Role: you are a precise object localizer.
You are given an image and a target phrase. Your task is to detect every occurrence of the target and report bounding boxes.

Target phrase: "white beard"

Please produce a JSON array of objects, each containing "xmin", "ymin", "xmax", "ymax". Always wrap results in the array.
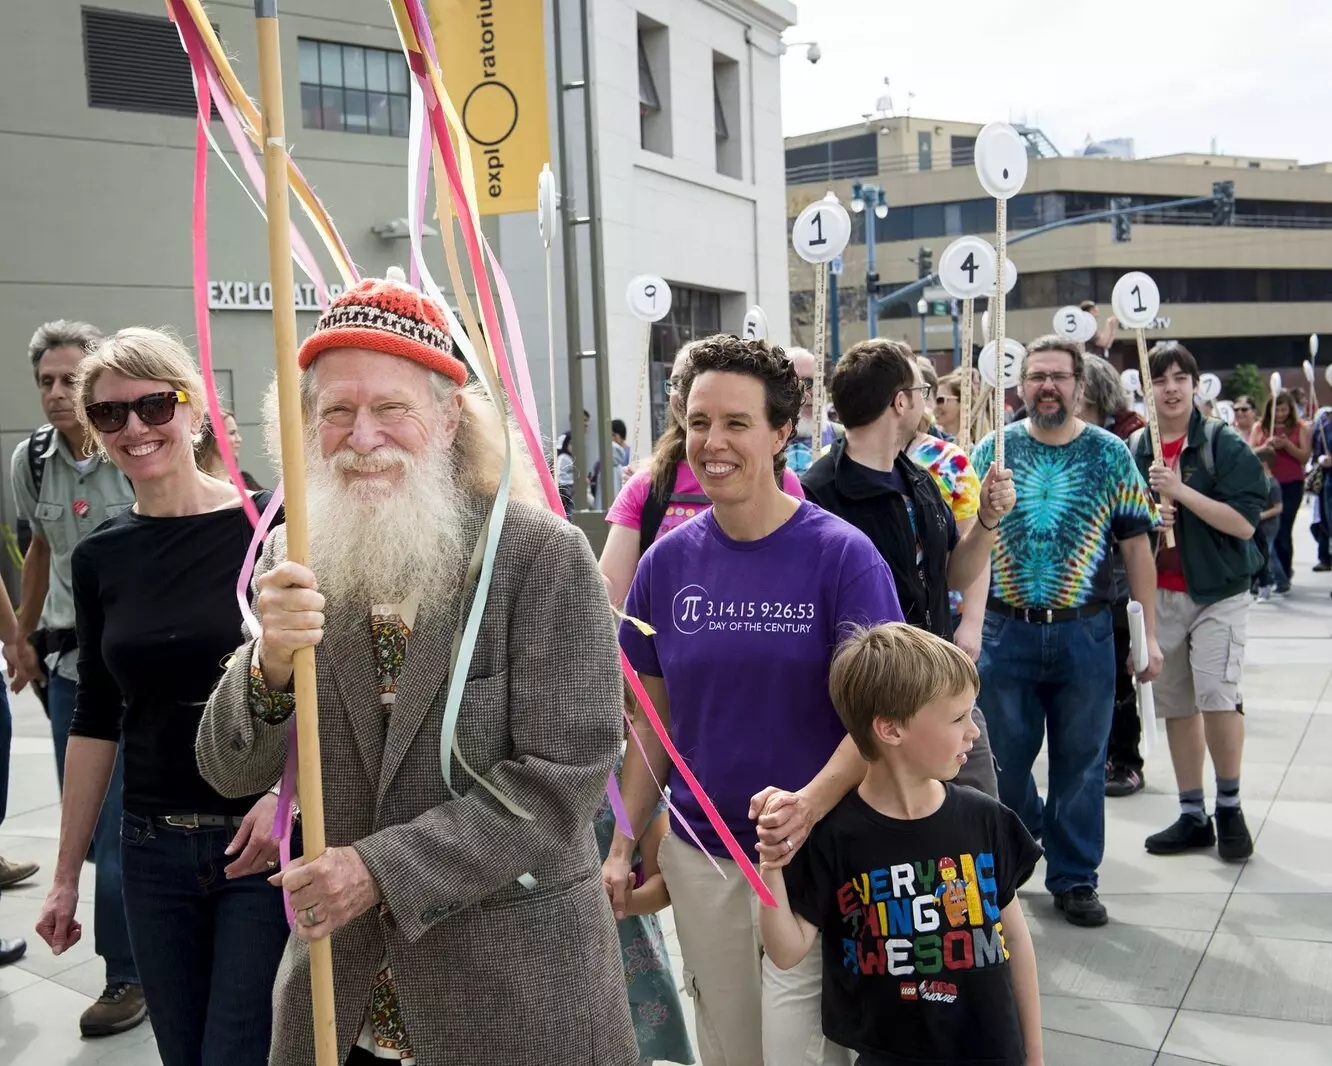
[
  {"xmin": 797, "ymin": 415, "xmax": 815, "ymax": 439},
  {"xmin": 304, "ymin": 433, "xmax": 468, "ymax": 607}
]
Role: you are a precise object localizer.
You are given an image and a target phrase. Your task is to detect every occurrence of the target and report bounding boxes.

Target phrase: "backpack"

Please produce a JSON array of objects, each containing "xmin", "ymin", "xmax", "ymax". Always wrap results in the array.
[
  {"xmin": 637, "ymin": 465, "xmax": 712, "ymax": 557},
  {"xmin": 25, "ymin": 423, "xmax": 57, "ymax": 500},
  {"xmin": 1129, "ymin": 418, "xmax": 1222, "ymax": 479}
]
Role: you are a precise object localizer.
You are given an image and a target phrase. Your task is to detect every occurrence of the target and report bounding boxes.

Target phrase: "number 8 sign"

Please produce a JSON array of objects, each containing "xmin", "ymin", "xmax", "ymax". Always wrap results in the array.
[{"xmin": 792, "ymin": 195, "xmax": 851, "ymax": 265}]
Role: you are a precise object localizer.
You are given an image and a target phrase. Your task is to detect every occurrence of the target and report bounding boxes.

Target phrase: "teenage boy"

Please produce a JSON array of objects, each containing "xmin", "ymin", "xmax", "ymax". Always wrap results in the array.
[{"xmin": 758, "ymin": 623, "xmax": 1043, "ymax": 1066}]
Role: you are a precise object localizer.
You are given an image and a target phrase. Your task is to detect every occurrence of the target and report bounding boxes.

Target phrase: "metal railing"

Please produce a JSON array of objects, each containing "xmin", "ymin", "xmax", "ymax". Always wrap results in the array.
[{"xmin": 785, "ymin": 147, "xmax": 979, "ymax": 186}]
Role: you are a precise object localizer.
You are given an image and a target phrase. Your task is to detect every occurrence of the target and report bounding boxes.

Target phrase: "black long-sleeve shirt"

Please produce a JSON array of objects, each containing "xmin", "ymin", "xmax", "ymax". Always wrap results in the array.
[{"xmin": 70, "ymin": 498, "xmax": 276, "ymax": 815}]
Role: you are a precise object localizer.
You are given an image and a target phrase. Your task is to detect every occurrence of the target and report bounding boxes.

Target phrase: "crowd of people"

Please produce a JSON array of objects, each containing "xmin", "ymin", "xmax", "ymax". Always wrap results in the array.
[{"xmin": 0, "ymin": 275, "xmax": 1326, "ymax": 1066}]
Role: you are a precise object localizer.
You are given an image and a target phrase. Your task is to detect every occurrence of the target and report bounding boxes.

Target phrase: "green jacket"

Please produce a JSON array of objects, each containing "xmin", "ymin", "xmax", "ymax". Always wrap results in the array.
[{"xmin": 1131, "ymin": 408, "xmax": 1267, "ymax": 605}]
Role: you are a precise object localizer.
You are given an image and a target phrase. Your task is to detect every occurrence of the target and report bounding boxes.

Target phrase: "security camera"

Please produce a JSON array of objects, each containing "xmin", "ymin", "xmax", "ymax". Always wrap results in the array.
[{"xmin": 806, "ymin": 42, "xmax": 822, "ymax": 64}]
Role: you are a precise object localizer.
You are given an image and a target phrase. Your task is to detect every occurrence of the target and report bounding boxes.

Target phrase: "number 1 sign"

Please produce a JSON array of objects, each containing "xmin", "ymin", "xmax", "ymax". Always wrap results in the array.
[{"xmin": 792, "ymin": 194, "xmax": 852, "ymax": 458}]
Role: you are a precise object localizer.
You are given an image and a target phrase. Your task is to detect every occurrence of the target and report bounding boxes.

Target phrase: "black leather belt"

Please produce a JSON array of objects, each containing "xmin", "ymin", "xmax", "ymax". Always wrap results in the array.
[
  {"xmin": 156, "ymin": 813, "xmax": 246, "ymax": 832},
  {"xmin": 987, "ymin": 599, "xmax": 1109, "ymax": 625}
]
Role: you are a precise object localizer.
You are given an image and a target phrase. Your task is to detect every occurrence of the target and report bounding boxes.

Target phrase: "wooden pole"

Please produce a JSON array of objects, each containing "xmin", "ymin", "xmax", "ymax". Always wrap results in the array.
[
  {"xmin": 629, "ymin": 321, "xmax": 652, "ymax": 467},
  {"xmin": 959, "ymin": 297, "xmax": 974, "ymax": 451},
  {"xmin": 993, "ymin": 200, "xmax": 1008, "ymax": 469},
  {"xmin": 1135, "ymin": 328, "xmax": 1175, "ymax": 549},
  {"xmin": 253, "ymin": 5, "xmax": 338, "ymax": 1064},
  {"xmin": 812, "ymin": 263, "xmax": 829, "ymax": 457}
]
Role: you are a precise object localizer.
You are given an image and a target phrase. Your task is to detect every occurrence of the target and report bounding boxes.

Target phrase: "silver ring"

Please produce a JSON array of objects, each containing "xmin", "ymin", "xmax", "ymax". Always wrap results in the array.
[
  {"xmin": 304, "ymin": 906, "xmax": 318, "ymax": 927},
  {"xmin": 266, "ymin": 859, "xmax": 278, "ymax": 870},
  {"xmin": 784, "ymin": 838, "xmax": 793, "ymax": 853}
]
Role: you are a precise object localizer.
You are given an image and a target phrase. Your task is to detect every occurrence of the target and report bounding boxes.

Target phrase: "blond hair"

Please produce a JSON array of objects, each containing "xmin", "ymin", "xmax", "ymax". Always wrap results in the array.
[
  {"xmin": 938, "ymin": 369, "xmax": 993, "ymax": 442},
  {"xmin": 75, "ymin": 328, "xmax": 206, "ymax": 454},
  {"xmin": 830, "ymin": 624, "xmax": 980, "ymax": 760}
]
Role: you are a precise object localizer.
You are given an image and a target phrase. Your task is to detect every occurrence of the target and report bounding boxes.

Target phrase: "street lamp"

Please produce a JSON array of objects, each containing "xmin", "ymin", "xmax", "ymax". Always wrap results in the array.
[
  {"xmin": 916, "ymin": 297, "xmax": 928, "ymax": 355},
  {"xmin": 851, "ymin": 180, "xmax": 889, "ymax": 339}
]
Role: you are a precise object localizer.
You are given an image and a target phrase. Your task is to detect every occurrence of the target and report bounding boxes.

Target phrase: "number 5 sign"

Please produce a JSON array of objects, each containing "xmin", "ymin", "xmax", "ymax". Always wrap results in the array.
[{"xmin": 792, "ymin": 195, "xmax": 851, "ymax": 265}]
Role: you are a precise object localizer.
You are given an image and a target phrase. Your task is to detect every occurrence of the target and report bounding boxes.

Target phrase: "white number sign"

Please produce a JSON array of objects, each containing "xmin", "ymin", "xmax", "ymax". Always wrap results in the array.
[
  {"xmin": 1053, "ymin": 305, "xmax": 1098, "ymax": 343},
  {"xmin": 1111, "ymin": 271, "xmax": 1161, "ymax": 330},
  {"xmin": 993, "ymin": 257, "xmax": 1018, "ymax": 296},
  {"xmin": 742, "ymin": 306, "xmax": 769, "ymax": 341},
  {"xmin": 978, "ymin": 338, "xmax": 1025, "ymax": 389},
  {"xmin": 1215, "ymin": 399, "xmax": 1235, "ymax": 426},
  {"xmin": 1198, "ymin": 373, "xmax": 1222, "ymax": 402},
  {"xmin": 938, "ymin": 237, "xmax": 996, "ymax": 301},
  {"xmin": 627, "ymin": 275, "xmax": 672, "ymax": 322},
  {"xmin": 1121, "ymin": 368, "xmax": 1142, "ymax": 397},
  {"xmin": 537, "ymin": 164, "xmax": 557, "ymax": 247},
  {"xmin": 792, "ymin": 194, "xmax": 851, "ymax": 265},
  {"xmin": 974, "ymin": 122, "xmax": 1029, "ymax": 200},
  {"xmin": 1310, "ymin": 334, "xmax": 1320, "ymax": 358}
]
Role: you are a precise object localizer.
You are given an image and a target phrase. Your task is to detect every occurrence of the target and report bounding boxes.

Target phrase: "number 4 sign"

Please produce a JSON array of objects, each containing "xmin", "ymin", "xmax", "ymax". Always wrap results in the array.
[{"xmin": 938, "ymin": 237, "xmax": 996, "ymax": 301}]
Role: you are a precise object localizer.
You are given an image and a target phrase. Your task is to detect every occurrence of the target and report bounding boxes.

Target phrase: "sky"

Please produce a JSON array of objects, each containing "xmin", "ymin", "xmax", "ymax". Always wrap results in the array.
[{"xmin": 779, "ymin": 0, "xmax": 1332, "ymax": 164}]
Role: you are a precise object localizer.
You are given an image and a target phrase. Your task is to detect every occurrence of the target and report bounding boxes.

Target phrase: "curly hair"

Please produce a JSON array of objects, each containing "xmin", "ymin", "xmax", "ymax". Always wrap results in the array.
[{"xmin": 678, "ymin": 334, "xmax": 803, "ymax": 476}]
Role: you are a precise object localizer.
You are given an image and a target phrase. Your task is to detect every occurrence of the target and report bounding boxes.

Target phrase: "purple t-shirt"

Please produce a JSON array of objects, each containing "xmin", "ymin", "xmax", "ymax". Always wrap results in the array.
[{"xmin": 619, "ymin": 501, "xmax": 904, "ymax": 860}]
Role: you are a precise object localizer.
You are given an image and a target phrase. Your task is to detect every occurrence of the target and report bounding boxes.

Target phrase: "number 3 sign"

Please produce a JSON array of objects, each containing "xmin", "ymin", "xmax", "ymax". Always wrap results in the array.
[
  {"xmin": 1111, "ymin": 271, "xmax": 1161, "ymax": 330},
  {"xmin": 792, "ymin": 195, "xmax": 851, "ymax": 265},
  {"xmin": 627, "ymin": 275, "xmax": 672, "ymax": 323}
]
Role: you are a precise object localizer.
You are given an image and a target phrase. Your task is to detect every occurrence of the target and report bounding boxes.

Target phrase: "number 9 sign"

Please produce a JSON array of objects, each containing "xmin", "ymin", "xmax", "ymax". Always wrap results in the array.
[
  {"xmin": 1111, "ymin": 271, "xmax": 1161, "ymax": 330},
  {"xmin": 1053, "ymin": 306, "xmax": 1098, "ymax": 343},
  {"xmin": 627, "ymin": 275, "xmax": 672, "ymax": 323},
  {"xmin": 978, "ymin": 338, "xmax": 1025, "ymax": 389},
  {"xmin": 938, "ymin": 237, "xmax": 996, "ymax": 301},
  {"xmin": 792, "ymin": 195, "xmax": 851, "ymax": 265}
]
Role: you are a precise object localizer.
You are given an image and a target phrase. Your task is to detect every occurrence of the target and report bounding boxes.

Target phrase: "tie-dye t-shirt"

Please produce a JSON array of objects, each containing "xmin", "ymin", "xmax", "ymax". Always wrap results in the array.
[
  {"xmin": 909, "ymin": 435, "xmax": 981, "ymax": 615},
  {"xmin": 970, "ymin": 422, "xmax": 1156, "ymax": 609}
]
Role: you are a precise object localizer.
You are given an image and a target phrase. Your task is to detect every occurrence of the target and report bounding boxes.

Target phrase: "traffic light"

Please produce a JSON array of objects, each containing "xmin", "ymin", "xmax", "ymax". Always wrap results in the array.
[
  {"xmin": 1111, "ymin": 196, "xmax": 1132, "ymax": 243},
  {"xmin": 1212, "ymin": 180, "xmax": 1235, "ymax": 225},
  {"xmin": 918, "ymin": 246, "xmax": 934, "ymax": 278}
]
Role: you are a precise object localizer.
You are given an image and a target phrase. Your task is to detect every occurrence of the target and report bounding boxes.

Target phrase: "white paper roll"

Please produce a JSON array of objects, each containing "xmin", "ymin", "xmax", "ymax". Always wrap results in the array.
[{"xmin": 1127, "ymin": 600, "xmax": 1158, "ymax": 756}]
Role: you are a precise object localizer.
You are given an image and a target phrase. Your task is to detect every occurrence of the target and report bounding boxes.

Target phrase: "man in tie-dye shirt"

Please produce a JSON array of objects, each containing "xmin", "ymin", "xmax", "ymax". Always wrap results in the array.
[{"xmin": 970, "ymin": 335, "xmax": 1163, "ymax": 930}]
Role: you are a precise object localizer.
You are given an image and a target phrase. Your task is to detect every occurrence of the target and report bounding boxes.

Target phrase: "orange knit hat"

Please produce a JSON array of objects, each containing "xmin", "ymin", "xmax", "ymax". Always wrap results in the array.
[{"xmin": 296, "ymin": 269, "xmax": 467, "ymax": 385}]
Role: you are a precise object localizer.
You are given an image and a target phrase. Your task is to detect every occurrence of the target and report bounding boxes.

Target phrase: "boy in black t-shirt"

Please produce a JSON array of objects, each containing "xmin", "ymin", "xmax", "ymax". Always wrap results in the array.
[{"xmin": 758, "ymin": 624, "xmax": 1044, "ymax": 1066}]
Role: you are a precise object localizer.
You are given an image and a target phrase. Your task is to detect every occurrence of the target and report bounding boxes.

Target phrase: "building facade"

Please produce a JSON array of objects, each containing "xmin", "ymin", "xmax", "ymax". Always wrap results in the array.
[
  {"xmin": 785, "ymin": 117, "xmax": 1332, "ymax": 402},
  {"xmin": 0, "ymin": 0, "xmax": 794, "ymax": 581}
]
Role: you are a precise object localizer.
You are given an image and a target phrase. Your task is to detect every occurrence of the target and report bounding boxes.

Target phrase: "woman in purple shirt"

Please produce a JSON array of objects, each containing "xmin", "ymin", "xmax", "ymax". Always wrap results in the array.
[{"xmin": 607, "ymin": 335, "xmax": 904, "ymax": 1066}]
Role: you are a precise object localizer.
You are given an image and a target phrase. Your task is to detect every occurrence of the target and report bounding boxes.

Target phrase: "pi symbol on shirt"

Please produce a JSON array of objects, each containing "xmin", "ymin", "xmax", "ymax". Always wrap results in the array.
[{"xmin": 672, "ymin": 584, "xmax": 709, "ymax": 635}]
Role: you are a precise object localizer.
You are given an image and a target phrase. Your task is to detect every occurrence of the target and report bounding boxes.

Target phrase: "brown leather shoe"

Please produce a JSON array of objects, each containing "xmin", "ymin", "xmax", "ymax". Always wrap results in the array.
[
  {"xmin": 80, "ymin": 983, "xmax": 148, "ymax": 1037},
  {"xmin": 0, "ymin": 856, "xmax": 39, "ymax": 888}
]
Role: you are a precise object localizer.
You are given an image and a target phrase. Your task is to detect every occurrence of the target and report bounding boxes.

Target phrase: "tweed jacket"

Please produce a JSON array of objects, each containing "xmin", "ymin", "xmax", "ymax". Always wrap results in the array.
[{"xmin": 196, "ymin": 500, "xmax": 636, "ymax": 1066}]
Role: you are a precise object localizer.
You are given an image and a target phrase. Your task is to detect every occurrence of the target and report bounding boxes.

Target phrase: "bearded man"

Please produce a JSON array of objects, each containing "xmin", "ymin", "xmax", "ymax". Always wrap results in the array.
[{"xmin": 196, "ymin": 274, "xmax": 636, "ymax": 1066}]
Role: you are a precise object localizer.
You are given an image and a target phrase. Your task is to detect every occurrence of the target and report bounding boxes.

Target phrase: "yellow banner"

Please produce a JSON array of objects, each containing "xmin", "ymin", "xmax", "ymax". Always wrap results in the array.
[{"xmin": 429, "ymin": 0, "xmax": 551, "ymax": 215}]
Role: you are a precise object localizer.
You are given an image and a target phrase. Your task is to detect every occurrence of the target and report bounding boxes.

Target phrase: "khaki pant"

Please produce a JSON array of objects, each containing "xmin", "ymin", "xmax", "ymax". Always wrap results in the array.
[{"xmin": 658, "ymin": 831, "xmax": 853, "ymax": 1066}]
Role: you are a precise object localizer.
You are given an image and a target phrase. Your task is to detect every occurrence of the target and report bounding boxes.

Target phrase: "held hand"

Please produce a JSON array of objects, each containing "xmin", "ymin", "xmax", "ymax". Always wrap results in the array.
[
  {"xmin": 749, "ymin": 787, "xmax": 816, "ymax": 869},
  {"xmin": 36, "ymin": 881, "xmax": 82, "ymax": 955},
  {"xmin": 224, "ymin": 792, "xmax": 280, "ymax": 879},
  {"xmin": 1156, "ymin": 501, "xmax": 1177, "ymax": 531},
  {"xmin": 1137, "ymin": 637, "xmax": 1164, "ymax": 685},
  {"xmin": 269, "ymin": 846, "xmax": 382, "ymax": 941},
  {"xmin": 601, "ymin": 852, "xmax": 636, "ymax": 921},
  {"xmin": 255, "ymin": 562, "xmax": 326, "ymax": 690},
  {"xmin": 977, "ymin": 464, "xmax": 1016, "ymax": 527},
  {"xmin": 1148, "ymin": 462, "xmax": 1182, "ymax": 499},
  {"xmin": 3, "ymin": 639, "xmax": 41, "ymax": 694},
  {"xmin": 1319, "ymin": 454, "xmax": 1331, "ymax": 468},
  {"xmin": 954, "ymin": 620, "xmax": 983, "ymax": 663}
]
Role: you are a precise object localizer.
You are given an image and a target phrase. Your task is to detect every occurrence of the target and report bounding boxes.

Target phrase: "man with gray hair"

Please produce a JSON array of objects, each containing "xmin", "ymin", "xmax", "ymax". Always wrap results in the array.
[
  {"xmin": 197, "ymin": 273, "xmax": 636, "ymax": 1065},
  {"xmin": 783, "ymin": 347, "xmax": 836, "ymax": 474},
  {"xmin": 970, "ymin": 336, "xmax": 1163, "ymax": 928},
  {"xmin": 7, "ymin": 319, "xmax": 143, "ymax": 1035}
]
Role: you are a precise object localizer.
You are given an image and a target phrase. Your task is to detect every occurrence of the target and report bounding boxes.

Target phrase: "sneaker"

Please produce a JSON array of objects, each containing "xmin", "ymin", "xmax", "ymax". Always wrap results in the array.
[
  {"xmin": 80, "ymin": 983, "xmax": 148, "ymax": 1038},
  {"xmin": 0, "ymin": 937, "xmax": 26, "ymax": 966},
  {"xmin": 1275, "ymin": 584, "xmax": 1292, "ymax": 596},
  {"xmin": 1105, "ymin": 764, "xmax": 1145, "ymax": 798},
  {"xmin": 1053, "ymin": 886, "xmax": 1108, "ymax": 927},
  {"xmin": 1215, "ymin": 806, "xmax": 1254, "ymax": 862},
  {"xmin": 1257, "ymin": 586, "xmax": 1272, "ymax": 602},
  {"xmin": 1145, "ymin": 814, "xmax": 1216, "ymax": 855},
  {"xmin": 1313, "ymin": 562, "xmax": 1331, "ymax": 572},
  {"xmin": 0, "ymin": 857, "xmax": 39, "ymax": 888}
]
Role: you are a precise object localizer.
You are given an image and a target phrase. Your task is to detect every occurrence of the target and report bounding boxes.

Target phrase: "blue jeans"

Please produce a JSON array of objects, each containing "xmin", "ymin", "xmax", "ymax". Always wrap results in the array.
[
  {"xmin": 120, "ymin": 811, "xmax": 290, "ymax": 1066},
  {"xmin": 978, "ymin": 608, "xmax": 1116, "ymax": 894},
  {"xmin": 48, "ymin": 673, "xmax": 138, "ymax": 986},
  {"xmin": 0, "ymin": 684, "xmax": 10, "ymax": 828},
  {"xmin": 1262, "ymin": 530, "xmax": 1288, "ymax": 590}
]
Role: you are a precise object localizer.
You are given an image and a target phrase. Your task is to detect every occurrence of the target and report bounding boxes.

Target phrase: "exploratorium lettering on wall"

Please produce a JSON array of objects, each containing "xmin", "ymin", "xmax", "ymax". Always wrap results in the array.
[{"xmin": 207, "ymin": 280, "xmax": 347, "ymax": 311}]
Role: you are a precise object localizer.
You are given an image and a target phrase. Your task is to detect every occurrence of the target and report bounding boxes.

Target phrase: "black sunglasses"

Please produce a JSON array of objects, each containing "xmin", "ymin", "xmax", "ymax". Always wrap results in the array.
[{"xmin": 85, "ymin": 390, "xmax": 189, "ymax": 434}]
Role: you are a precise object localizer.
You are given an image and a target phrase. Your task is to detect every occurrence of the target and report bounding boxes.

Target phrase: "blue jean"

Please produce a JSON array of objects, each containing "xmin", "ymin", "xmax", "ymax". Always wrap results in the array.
[
  {"xmin": 1260, "ymin": 530, "xmax": 1288, "ymax": 590},
  {"xmin": 120, "ymin": 811, "xmax": 290, "ymax": 1066},
  {"xmin": 0, "ymin": 684, "xmax": 10, "ymax": 828},
  {"xmin": 48, "ymin": 673, "xmax": 138, "ymax": 986},
  {"xmin": 978, "ymin": 608, "xmax": 1116, "ymax": 894}
]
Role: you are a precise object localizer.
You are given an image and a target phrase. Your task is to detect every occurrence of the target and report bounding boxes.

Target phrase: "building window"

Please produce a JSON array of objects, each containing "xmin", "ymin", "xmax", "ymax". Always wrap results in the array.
[
  {"xmin": 917, "ymin": 131, "xmax": 933, "ymax": 171},
  {"xmin": 713, "ymin": 53, "xmax": 741, "ymax": 179},
  {"xmin": 784, "ymin": 134, "xmax": 879, "ymax": 184},
  {"xmin": 83, "ymin": 7, "xmax": 204, "ymax": 117},
  {"xmin": 299, "ymin": 39, "xmax": 409, "ymax": 137},
  {"xmin": 638, "ymin": 17, "xmax": 671, "ymax": 156},
  {"xmin": 950, "ymin": 136, "xmax": 976, "ymax": 167},
  {"xmin": 647, "ymin": 286, "xmax": 722, "ymax": 438}
]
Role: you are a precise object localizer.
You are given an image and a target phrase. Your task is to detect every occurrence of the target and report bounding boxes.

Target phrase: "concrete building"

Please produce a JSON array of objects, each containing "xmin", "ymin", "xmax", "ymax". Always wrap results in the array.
[
  {"xmin": 0, "ymin": 0, "xmax": 795, "ymax": 581},
  {"xmin": 785, "ymin": 117, "xmax": 1332, "ymax": 402}
]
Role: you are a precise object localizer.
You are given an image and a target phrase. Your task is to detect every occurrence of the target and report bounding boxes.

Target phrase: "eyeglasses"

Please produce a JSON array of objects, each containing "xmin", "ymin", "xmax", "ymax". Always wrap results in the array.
[
  {"xmin": 800, "ymin": 376, "xmax": 814, "ymax": 394},
  {"xmin": 85, "ymin": 390, "xmax": 189, "ymax": 434},
  {"xmin": 935, "ymin": 394, "xmax": 960, "ymax": 404},
  {"xmin": 1234, "ymin": 405, "xmax": 1253, "ymax": 413},
  {"xmin": 664, "ymin": 376, "xmax": 682, "ymax": 398},
  {"xmin": 899, "ymin": 383, "xmax": 934, "ymax": 401},
  {"xmin": 1023, "ymin": 372, "xmax": 1078, "ymax": 386}
]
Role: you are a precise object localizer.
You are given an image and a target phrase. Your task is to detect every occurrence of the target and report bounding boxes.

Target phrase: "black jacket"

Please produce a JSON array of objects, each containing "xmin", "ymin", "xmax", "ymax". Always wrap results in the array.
[{"xmin": 802, "ymin": 437, "xmax": 955, "ymax": 639}]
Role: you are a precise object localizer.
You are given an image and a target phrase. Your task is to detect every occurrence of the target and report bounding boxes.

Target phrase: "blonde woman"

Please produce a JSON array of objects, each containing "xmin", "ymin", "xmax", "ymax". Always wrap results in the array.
[
  {"xmin": 937, "ymin": 368, "xmax": 994, "ymax": 445},
  {"xmin": 35, "ymin": 328, "xmax": 287, "ymax": 1066}
]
